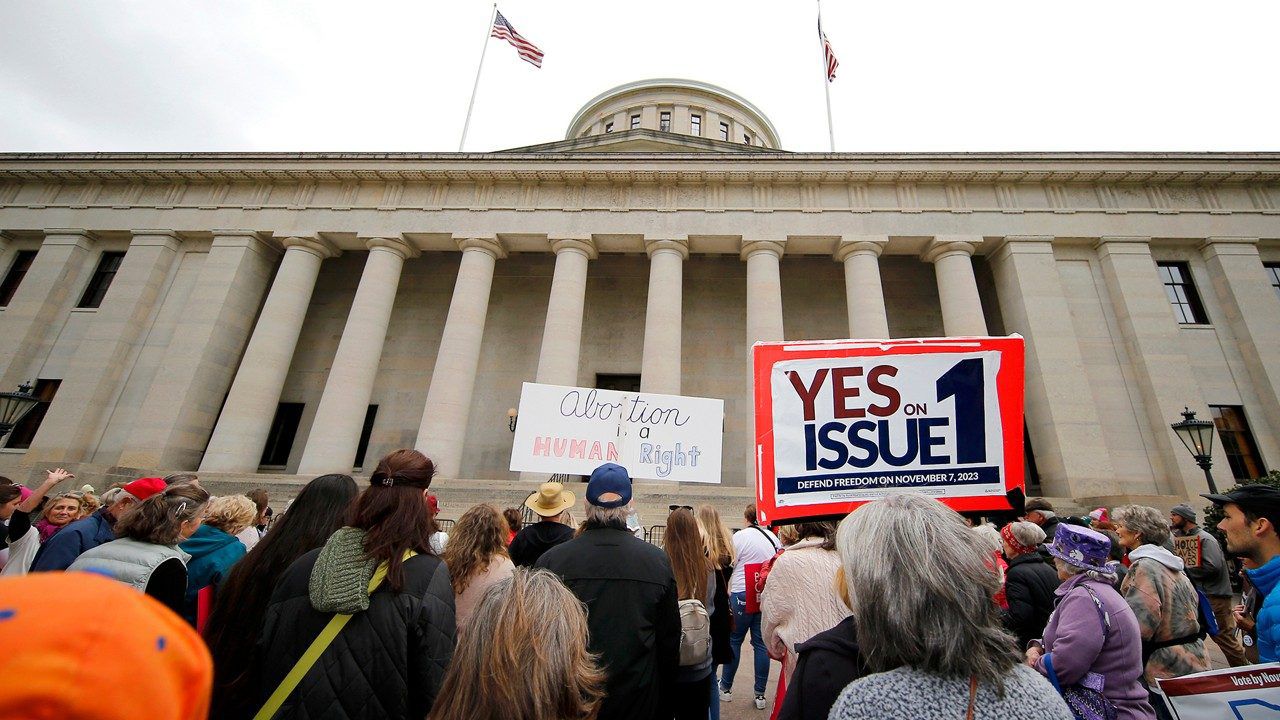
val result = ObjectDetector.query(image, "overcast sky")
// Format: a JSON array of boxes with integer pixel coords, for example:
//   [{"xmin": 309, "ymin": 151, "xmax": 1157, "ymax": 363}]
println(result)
[{"xmin": 0, "ymin": 1, "xmax": 1276, "ymax": 154}]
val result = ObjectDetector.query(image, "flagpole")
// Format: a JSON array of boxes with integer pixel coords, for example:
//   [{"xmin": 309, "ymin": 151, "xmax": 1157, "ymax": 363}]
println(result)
[
  {"xmin": 459, "ymin": 3, "xmax": 498, "ymax": 152},
  {"xmin": 818, "ymin": 0, "xmax": 835, "ymax": 152}
]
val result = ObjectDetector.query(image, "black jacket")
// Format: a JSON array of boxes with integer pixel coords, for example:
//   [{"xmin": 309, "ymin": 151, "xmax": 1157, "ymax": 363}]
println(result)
[
  {"xmin": 255, "ymin": 550, "xmax": 456, "ymax": 720},
  {"xmin": 710, "ymin": 562, "xmax": 734, "ymax": 664},
  {"xmin": 537, "ymin": 526, "xmax": 681, "ymax": 720},
  {"xmin": 510, "ymin": 520, "xmax": 575, "ymax": 567},
  {"xmin": 1002, "ymin": 551, "xmax": 1061, "ymax": 650},
  {"xmin": 777, "ymin": 616, "xmax": 865, "ymax": 720}
]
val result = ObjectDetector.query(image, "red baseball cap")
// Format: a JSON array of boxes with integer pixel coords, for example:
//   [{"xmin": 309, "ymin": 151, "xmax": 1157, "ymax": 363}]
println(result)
[{"xmin": 122, "ymin": 477, "xmax": 166, "ymax": 501}]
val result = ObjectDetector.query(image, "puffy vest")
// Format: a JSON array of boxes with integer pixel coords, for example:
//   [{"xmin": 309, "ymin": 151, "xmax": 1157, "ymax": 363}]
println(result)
[{"xmin": 68, "ymin": 537, "xmax": 189, "ymax": 592}]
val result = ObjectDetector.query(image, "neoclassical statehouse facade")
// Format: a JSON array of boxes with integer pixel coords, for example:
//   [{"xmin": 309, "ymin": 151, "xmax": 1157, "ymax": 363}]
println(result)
[{"xmin": 0, "ymin": 78, "xmax": 1277, "ymax": 506}]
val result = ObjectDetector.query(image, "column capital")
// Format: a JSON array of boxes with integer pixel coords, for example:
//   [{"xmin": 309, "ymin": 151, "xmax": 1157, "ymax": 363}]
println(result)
[
  {"xmin": 211, "ymin": 230, "xmax": 281, "ymax": 257},
  {"xmin": 1093, "ymin": 236, "xmax": 1152, "ymax": 258},
  {"xmin": 921, "ymin": 236, "xmax": 981, "ymax": 264},
  {"xmin": 834, "ymin": 236, "xmax": 887, "ymax": 262},
  {"xmin": 1200, "ymin": 236, "xmax": 1261, "ymax": 259},
  {"xmin": 987, "ymin": 235, "xmax": 1055, "ymax": 261},
  {"xmin": 550, "ymin": 236, "xmax": 598, "ymax": 259},
  {"xmin": 455, "ymin": 235, "xmax": 507, "ymax": 259},
  {"xmin": 129, "ymin": 229, "xmax": 183, "ymax": 251},
  {"xmin": 740, "ymin": 239, "xmax": 785, "ymax": 261},
  {"xmin": 281, "ymin": 235, "xmax": 341, "ymax": 259},
  {"xmin": 645, "ymin": 237, "xmax": 689, "ymax": 260},
  {"xmin": 42, "ymin": 228, "xmax": 97, "ymax": 248},
  {"xmin": 365, "ymin": 236, "xmax": 421, "ymax": 259}
]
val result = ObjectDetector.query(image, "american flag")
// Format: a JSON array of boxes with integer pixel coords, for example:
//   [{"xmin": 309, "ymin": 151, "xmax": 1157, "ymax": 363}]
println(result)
[
  {"xmin": 491, "ymin": 10, "xmax": 544, "ymax": 68},
  {"xmin": 819, "ymin": 19, "xmax": 838, "ymax": 82}
]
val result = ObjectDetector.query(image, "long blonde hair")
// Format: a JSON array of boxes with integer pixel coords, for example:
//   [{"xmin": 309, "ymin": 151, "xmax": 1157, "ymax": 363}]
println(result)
[
  {"xmin": 696, "ymin": 504, "xmax": 734, "ymax": 568},
  {"xmin": 441, "ymin": 504, "xmax": 509, "ymax": 595},
  {"xmin": 665, "ymin": 509, "xmax": 710, "ymax": 602},
  {"xmin": 428, "ymin": 568, "xmax": 604, "ymax": 720}
]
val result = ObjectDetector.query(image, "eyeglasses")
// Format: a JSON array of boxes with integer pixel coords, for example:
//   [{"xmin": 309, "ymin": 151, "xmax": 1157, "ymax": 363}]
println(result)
[{"xmin": 669, "ymin": 504, "xmax": 693, "ymax": 512}]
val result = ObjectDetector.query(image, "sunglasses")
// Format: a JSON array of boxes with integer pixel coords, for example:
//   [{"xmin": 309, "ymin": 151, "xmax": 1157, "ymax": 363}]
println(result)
[{"xmin": 669, "ymin": 504, "xmax": 693, "ymax": 512}]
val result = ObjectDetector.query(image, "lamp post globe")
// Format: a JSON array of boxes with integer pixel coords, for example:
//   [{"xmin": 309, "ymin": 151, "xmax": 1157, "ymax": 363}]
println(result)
[
  {"xmin": 0, "ymin": 382, "xmax": 40, "ymax": 445},
  {"xmin": 1170, "ymin": 406, "xmax": 1218, "ymax": 495}
]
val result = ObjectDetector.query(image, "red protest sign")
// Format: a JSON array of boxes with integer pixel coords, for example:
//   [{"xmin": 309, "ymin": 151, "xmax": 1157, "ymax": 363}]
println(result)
[{"xmin": 752, "ymin": 336, "xmax": 1026, "ymax": 525}]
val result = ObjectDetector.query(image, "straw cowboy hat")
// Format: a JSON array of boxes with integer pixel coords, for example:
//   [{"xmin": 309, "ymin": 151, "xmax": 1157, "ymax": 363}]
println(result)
[{"xmin": 525, "ymin": 481, "xmax": 575, "ymax": 517}]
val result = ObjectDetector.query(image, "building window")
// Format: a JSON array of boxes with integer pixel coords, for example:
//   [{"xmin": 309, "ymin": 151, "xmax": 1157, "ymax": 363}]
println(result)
[
  {"xmin": 3, "ymin": 379, "xmax": 60, "ymax": 449},
  {"xmin": 354, "ymin": 405, "xmax": 379, "ymax": 470},
  {"xmin": 1156, "ymin": 261, "xmax": 1209, "ymax": 324},
  {"xmin": 1266, "ymin": 262, "xmax": 1280, "ymax": 301},
  {"xmin": 630, "ymin": 114, "xmax": 640, "ymax": 130},
  {"xmin": 77, "ymin": 251, "xmax": 125, "ymax": 309},
  {"xmin": 690, "ymin": 114, "xmax": 701, "ymax": 136},
  {"xmin": 719, "ymin": 122, "xmax": 729, "ymax": 141},
  {"xmin": 0, "ymin": 250, "xmax": 37, "ymax": 307},
  {"xmin": 604, "ymin": 122, "xmax": 614, "ymax": 133},
  {"xmin": 596, "ymin": 374, "xmax": 641, "ymax": 393},
  {"xmin": 259, "ymin": 402, "xmax": 304, "ymax": 467},
  {"xmin": 1023, "ymin": 423, "xmax": 1041, "ymax": 492},
  {"xmin": 743, "ymin": 132, "xmax": 752, "ymax": 145},
  {"xmin": 659, "ymin": 111, "xmax": 671, "ymax": 132},
  {"xmin": 1210, "ymin": 405, "xmax": 1266, "ymax": 480}
]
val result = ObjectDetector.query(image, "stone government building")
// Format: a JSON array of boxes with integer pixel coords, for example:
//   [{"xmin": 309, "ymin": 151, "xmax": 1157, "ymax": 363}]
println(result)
[{"xmin": 0, "ymin": 78, "xmax": 1278, "ymax": 511}]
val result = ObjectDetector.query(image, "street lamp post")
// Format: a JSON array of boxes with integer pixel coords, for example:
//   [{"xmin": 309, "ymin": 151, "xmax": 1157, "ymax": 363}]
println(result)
[
  {"xmin": 0, "ymin": 382, "xmax": 40, "ymax": 446},
  {"xmin": 1170, "ymin": 407, "xmax": 1219, "ymax": 495}
]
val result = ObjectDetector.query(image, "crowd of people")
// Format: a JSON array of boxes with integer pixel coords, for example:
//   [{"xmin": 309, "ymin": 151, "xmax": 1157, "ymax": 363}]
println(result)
[{"xmin": 2, "ymin": 454, "xmax": 1280, "ymax": 720}]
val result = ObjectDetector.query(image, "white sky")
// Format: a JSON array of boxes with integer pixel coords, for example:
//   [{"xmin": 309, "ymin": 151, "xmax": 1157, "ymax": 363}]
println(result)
[{"xmin": 0, "ymin": 0, "xmax": 1276, "ymax": 154}]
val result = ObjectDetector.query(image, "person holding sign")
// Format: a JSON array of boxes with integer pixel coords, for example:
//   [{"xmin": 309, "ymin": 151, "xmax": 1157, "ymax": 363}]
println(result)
[
  {"xmin": 1203, "ymin": 484, "xmax": 1280, "ymax": 663},
  {"xmin": 1169, "ymin": 504, "xmax": 1248, "ymax": 667}
]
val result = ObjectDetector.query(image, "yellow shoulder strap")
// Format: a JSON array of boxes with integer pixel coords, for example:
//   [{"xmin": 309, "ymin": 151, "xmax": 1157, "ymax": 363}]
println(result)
[{"xmin": 253, "ymin": 550, "xmax": 419, "ymax": 720}]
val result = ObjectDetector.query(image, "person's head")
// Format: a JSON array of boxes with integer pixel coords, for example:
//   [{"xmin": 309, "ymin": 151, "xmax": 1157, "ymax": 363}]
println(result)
[
  {"xmin": 115, "ymin": 483, "xmax": 211, "ymax": 545},
  {"xmin": 583, "ymin": 464, "xmax": 630, "ymax": 531},
  {"xmin": 971, "ymin": 524, "xmax": 1002, "ymax": 554},
  {"xmin": 695, "ymin": 504, "xmax": 734, "ymax": 567},
  {"xmin": 427, "ymin": 568, "xmax": 603, "ymax": 720},
  {"xmin": 999, "ymin": 521, "xmax": 1045, "ymax": 558},
  {"xmin": 525, "ymin": 481, "xmax": 575, "ymax": 523},
  {"xmin": 1204, "ymin": 486, "xmax": 1280, "ymax": 565},
  {"xmin": 41, "ymin": 495, "xmax": 81, "ymax": 526},
  {"xmin": 0, "ymin": 483, "xmax": 21, "ymax": 521},
  {"xmin": 162, "ymin": 473, "xmax": 200, "ymax": 489},
  {"xmin": 776, "ymin": 524, "xmax": 800, "ymax": 546},
  {"xmin": 1097, "ymin": 529, "xmax": 1126, "ymax": 562},
  {"xmin": 349, "ymin": 449, "xmax": 438, "ymax": 590},
  {"xmin": 246, "ymin": 488, "xmax": 270, "ymax": 524},
  {"xmin": 744, "ymin": 504, "xmax": 758, "ymax": 526},
  {"xmin": 202, "ymin": 495, "xmax": 258, "ymax": 538},
  {"xmin": 108, "ymin": 477, "xmax": 167, "ymax": 520},
  {"xmin": 75, "ymin": 490, "xmax": 101, "ymax": 519},
  {"xmin": 1022, "ymin": 497, "xmax": 1055, "ymax": 527},
  {"xmin": 836, "ymin": 493, "xmax": 1018, "ymax": 685},
  {"xmin": 665, "ymin": 508, "xmax": 710, "ymax": 602},
  {"xmin": 502, "ymin": 507, "xmax": 522, "ymax": 535},
  {"xmin": 792, "ymin": 520, "xmax": 838, "ymax": 551},
  {"xmin": 0, "ymin": 572, "xmax": 212, "ymax": 720},
  {"xmin": 1170, "ymin": 504, "xmax": 1197, "ymax": 531},
  {"xmin": 1112, "ymin": 505, "xmax": 1170, "ymax": 551},
  {"xmin": 202, "ymin": 474, "xmax": 357, "ymax": 690},
  {"xmin": 1046, "ymin": 523, "xmax": 1116, "ymax": 583},
  {"xmin": 442, "ymin": 504, "xmax": 509, "ymax": 596}
]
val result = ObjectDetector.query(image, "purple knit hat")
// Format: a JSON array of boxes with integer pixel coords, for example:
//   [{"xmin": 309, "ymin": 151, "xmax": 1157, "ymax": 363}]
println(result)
[{"xmin": 1046, "ymin": 523, "xmax": 1112, "ymax": 574}]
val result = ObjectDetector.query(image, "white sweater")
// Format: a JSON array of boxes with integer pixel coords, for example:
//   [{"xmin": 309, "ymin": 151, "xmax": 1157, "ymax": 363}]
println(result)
[{"xmin": 759, "ymin": 537, "xmax": 850, "ymax": 681}]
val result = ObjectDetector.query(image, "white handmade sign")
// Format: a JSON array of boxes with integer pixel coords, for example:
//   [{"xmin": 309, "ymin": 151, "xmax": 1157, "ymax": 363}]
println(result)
[
  {"xmin": 1157, "ymin": 663, "xmax": 1280, "ymax": 718},
  {"xmin": 509, "ymin": 382, "xmax": 724, "ymax": 484}
]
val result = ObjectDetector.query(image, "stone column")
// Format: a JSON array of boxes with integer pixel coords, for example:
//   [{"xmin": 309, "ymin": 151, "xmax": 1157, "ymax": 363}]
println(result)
[
  {"xmin": 119, "ymin": 231, "xmax": 279, "ymax": 470},
  {"xmin": 742, "ymin": 240, "xmax": 786, "ymax": 345},
  {"xmin": 415, "ymin": 236, "xmax": 505, "ymax": 479},
  {"xmin": 298, "ymin": 237, "xmax": 418, "ymax": 475},
  {"xmin": 0, "ymin": 229, "xmax": 96, "ymax": 389},
  {"xmin": 640, "ymin": 236, "xmax": 688, "ymax": 395},
  {"xmin": 834, "ymin": 236, "xmax": 890, "ymax": 339},
  {"xmin": 923, "ymin": 236, "xmax": 988, "ymax": 336},
  {"xmin": 534, "ymin": 236, "xmax": 596, "ymax": 387},
  {"xmin": 26, "ymin": 230, "xmax": 183, "ymax": 464},
  {"xmin": 1201, "ymin": 237, "xmax": 1280, "ymax": 457},
  {"xmin": 988, "ymin": 236, "xmax": 1116, "ymax": 497},
  {"xmin": 199, "ymin": 236, "xmax": 339, "ymax": 473},
  {"xmin": 1095, "ymin": 237, "xmax": 1219, "ymax": 498}
]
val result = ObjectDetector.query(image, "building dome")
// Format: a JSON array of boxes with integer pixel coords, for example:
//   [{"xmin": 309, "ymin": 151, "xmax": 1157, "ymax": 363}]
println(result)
[{"xmin": 564, "ymin": 78, "xmax": 782, "ymax": 149}]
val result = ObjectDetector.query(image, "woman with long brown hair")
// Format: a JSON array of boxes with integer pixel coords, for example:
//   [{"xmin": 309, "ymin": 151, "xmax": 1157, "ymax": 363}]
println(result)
[
  {"xmin": 254, "ymin": 449, "xmax": 456, "ymax": 720},
  {"xmin": 428, "ymin": 567, "xmax": 603, "ymax": 720},
  {"xmin": 696, "ymin": 504, "xmax": 736, "ymax": 720},
  {"xmin": 442, "ymin": 503, "xmax": 514, "ymax": 632},
  {"xmin": 665, "ymin": 507, "xmax": 717, "ymax": 719}
]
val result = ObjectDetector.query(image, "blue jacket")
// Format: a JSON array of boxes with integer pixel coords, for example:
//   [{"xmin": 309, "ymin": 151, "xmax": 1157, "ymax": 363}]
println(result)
[
  {"xmin": 1246, "ymin": 555, "xmax": 1280, "ymax": 663},
  {"xmin": 179, "ymin": 525, "xmax": 246, "ymax": 623},
  {"xmin": 30, "ymin": 508, "xmax": 116, "ymax": 572}
]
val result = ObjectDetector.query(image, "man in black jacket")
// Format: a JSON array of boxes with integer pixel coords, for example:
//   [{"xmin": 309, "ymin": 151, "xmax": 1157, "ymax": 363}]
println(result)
[
  {"xmin": 537, "ymin": 463, "xmax": 681, "ymax": 720},
  {"xmin": 510, "ymin": 481, "xmax": 576, "ymax": 567}
]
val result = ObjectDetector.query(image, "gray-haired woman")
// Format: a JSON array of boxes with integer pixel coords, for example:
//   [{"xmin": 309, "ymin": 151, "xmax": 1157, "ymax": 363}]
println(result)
[{"xmin": 828, "ymin": 493, "xmax": 1073, "ymax": 720}]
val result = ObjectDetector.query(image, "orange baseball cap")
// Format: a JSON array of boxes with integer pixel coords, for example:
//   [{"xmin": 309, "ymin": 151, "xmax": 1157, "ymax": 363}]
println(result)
[{"xmin": 0, "ymin": 572, "xmax": 211, "ymax": 720}]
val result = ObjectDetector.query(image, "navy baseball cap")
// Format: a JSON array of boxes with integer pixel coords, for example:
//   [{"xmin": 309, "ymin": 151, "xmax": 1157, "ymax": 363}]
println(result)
[
  {"xmin": 1202, "ymin": 485, "xmax": 1280, "ymax": 513},
  {"xmin": 587, "ymin": 463, "xmax": 632, "ymax": 508}
]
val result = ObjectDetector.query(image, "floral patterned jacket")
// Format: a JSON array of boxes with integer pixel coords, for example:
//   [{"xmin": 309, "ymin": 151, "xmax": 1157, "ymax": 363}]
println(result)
[{"xmin": 1119, "ymin": 543, "xmax": 1211, "ymax": 682}]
